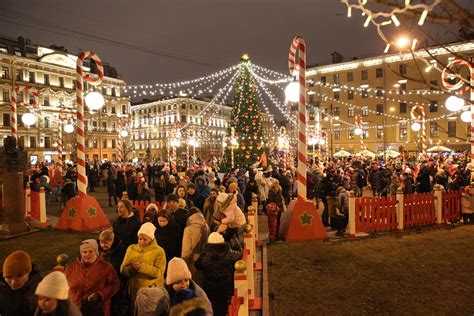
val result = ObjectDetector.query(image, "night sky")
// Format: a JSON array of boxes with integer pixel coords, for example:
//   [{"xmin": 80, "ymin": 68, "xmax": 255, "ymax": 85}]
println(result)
[{"xmin": 0, "ymin": 1, "xmax": 469, "ymax": 85}]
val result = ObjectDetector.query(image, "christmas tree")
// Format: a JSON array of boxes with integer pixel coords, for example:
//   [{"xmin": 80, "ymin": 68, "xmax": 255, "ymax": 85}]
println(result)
[{"xmin": 227, "ymin": 54, "xmax": 265, "ymax": 168}]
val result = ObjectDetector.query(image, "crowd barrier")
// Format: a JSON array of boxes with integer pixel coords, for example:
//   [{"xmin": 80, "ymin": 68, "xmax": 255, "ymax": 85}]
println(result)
[
  {"xmin": 24, "ymin": 183, "xmax": 47, "ymax": 226},
  {"xmin": 349, "ymin": 184, "xmax": 463, "ymax": 236},
  {"xmin": 228, "ymin": 195, "xmax": 262, "ymax": 315}
]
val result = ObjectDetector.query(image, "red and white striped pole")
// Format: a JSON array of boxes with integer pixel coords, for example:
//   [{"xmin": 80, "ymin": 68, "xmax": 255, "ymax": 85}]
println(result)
[
  {"xmin": 11, "ymin": 85, "xmax": 32, "ymax": 138},
  {"xmin": 355, "ymin": 114, "xmax": 364, "ymax": 157},
  {"xmin": 58, "ymin": 106, "xmax": 63, "ymax": 166},
  {"xmin": 288, "ymin": 36, "xmax": 307, "ymax": 201},
  {"xmin": 117, "ymin": 119, "xmax": 123, "ymax": 162},
  {"xmin": 442, "ymin": 59, "xmax": 473, "ymax": 167},
  {"xmin": 76, "ymin": 51, "xmax": 104, "ymax": 197},
  {"xmin": 410, "ymin": 105, "xmax": 427, "ymax": 159}
]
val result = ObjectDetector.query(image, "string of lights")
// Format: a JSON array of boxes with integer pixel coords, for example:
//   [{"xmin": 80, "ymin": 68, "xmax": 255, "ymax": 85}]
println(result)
[{"xmin": 313, "ymin": 81, "xmax": 449, "ymax": 96}]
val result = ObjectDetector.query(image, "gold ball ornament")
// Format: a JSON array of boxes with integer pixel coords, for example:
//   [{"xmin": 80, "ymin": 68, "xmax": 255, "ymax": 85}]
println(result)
[
  {"xmin": 235, "ymin": 260, "xmax": 247, "ymax": 273},
  {"xmin": 56, "ymin": 253, "xmax": 69, "ymax": 266},
  {"xmin": 243, "ymin": 223, "xmax": 253, "ymax": 233}
]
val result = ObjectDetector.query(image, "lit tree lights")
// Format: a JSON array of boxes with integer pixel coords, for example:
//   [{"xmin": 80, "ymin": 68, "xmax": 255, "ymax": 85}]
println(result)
[{"xmin": 228, "ymin": 54, "xmax": 266, "ymax": 167}]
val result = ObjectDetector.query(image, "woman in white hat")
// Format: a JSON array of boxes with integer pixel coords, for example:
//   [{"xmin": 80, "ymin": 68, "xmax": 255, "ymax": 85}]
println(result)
[
  {"xmin": 35, "ymin": 271, "xmax": 81, "ymax": 316},
  {"xmin": 120, "ymin": 222, "xmax": 166, "ymax": 311}
]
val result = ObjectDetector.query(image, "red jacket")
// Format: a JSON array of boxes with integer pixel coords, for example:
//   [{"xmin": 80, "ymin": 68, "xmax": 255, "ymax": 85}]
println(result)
[{"xmin": 64, "ymin": 255, "xmax": 120, "ymax": 316}]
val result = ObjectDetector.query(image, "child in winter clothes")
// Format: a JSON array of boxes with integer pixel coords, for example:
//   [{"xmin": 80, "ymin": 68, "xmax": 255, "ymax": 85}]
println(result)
[
  {"xmin": 214, "ymin": 192, "xmax": 246, "ymax": 242},
  {"xmin": 121, "ymin": 223, "xmax": 167, "ymax": 310},
  {"xmin": 165, "ymin": 258, "xmax": 212, "ymax": 316},
  {"xmin": 155, "ymin": 210, "xmax": 183, "ymax": 264}
]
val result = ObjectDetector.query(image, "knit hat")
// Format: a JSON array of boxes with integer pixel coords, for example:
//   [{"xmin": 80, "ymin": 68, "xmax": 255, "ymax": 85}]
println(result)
[
  {"xmin": 166, "ymin": 257, "xmax": 192, "ymax": 285},
  {"xmin": 187, "ymin": 183, "xmax": 196, "ymax": 190},
  {"xmin": 35, "ymin": 271, "xmax": 69, "ymax": 300},
  {"xmin": 216, "ymin": 192, "xmax": 229, "ymax": 204},
  {"xmin": 146, "ymin": 203, "xmax": 159, "ymax": 212},
  {"xmin": 80, "ymin": 239, "xmax": 99, "ymax": 256},
  {"xmin": 228, "ymin": 182, "xmax": 238, "ymax": 192},
  {"xmin": 138, "ymin": 222, "xmax": 156, "ymax": 240},
  {"xmin": 166, "ymin": 194, "xmax": 179, "ymax": 202},
  {"xmin": 208, "ymin": 232, "xmax": 224, "ymax": 244},
  {"xmin": 2, "ymin": 250, "xmax": 32, "ymax": 277}
]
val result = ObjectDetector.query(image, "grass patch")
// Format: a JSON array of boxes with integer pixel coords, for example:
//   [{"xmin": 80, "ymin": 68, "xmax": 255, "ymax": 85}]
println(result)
[
  {"xmin": 268, "ymin": 225, "xmax": 474, "ymax": 315},
  {"xmin": 0, "ymin": 230, "xmax": 97, "ymax": 273}
]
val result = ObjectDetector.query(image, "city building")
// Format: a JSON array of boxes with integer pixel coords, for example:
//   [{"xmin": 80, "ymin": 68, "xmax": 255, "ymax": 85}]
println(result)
[
  {"xmin": 0, "ymin": 35, "xmax": 129, "ymax": 163},
  {"xmin": 130, "ymin": 97, "xmax": 275, "ymax": 161},
  {"xmin": 304, "ymin": 41, "xmax": 474, "ymax": 157}
]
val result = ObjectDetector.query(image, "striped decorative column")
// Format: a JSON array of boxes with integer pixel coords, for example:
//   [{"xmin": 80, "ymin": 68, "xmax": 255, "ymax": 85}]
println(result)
[
  {"xmin": 10, "ymin": 85, "xmax": 32, "ymax": 138},
  {"xmin": 355, "ymin": 114, "xmax": 364, "ymax": 157},
  {"xmin": 58, "ymin": 106, "xmax": 63, "ymax": 166},
  {"xmin": 117, "ymin": 119, "xmax": 123, "ymax": 162},
  {"xmin": 75, "ymin": 52, "xmax": 104, "ymax": 197},
  {"xmin": 288, "ymin": 36, "xmax": 307, "ymax": 201}
]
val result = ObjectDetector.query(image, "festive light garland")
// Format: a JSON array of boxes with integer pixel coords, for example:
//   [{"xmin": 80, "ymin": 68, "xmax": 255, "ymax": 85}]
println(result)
[{"xmin": 313, "ymin": 81, "xmax": 449, "ymax": 96}]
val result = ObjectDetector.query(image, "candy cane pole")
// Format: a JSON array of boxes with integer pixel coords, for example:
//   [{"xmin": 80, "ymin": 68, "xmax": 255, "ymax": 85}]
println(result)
[
  {"xmin": 442, "ymin": 59, "xmax": 473, "ymax": 168},
  {"xmin": 58, "ymin": 106, "xmax": 63, "ymax": 166},
  {"xmin": 117, "ymin": 119, "xmax": 123, "ymax": 162},
  {"xmin": 76, "ymin": 52, "xmax": 104, "ymax": 197},
  {"xmin": 288, "ymin": 36, "xmax": 307, "ymax": 201},
  {"xmin": 410, "ymin": 105, "xmax": 427, "ymax": 159},
  {"xmin": 10, "ymin": 85, "xmax": 32, "ymax": 138},
  {"xmin": 230, "ymin": 127, "xmax": 235, "ymax": 169}
]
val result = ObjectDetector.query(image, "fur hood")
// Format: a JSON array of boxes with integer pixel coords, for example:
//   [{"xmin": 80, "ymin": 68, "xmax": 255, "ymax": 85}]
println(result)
[{"xmin": 169, "ymin": 297, "xmax": 207, "ymax": 316}]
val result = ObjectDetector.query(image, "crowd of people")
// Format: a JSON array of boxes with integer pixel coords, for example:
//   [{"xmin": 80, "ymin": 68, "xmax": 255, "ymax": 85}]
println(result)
[{"xmin": 2, "ymin": 153, "xmax": 474, "ymax": 315}]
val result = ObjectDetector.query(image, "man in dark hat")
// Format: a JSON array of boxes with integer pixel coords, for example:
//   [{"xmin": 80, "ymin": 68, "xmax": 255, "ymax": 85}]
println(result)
[{"xmin": 165, "ymin": 193, "xmax": 189, "ymax": 231}]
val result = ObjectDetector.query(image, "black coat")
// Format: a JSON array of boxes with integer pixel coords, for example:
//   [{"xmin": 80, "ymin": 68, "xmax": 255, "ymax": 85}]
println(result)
[
  {"xmin": 195, "ymin": 242, "xmax": 242, "ymax": 300},
  {"xmin": 115, "ymin": 175, "xmax": 127, "ymax": 198},
  {"xmin": 171, "ymin": 208, "xmax": 189, "ymax": 232},
  {"xmin": 155, "ymin": 221, "xmax": 183, "ymax": 262},
  {"xmin": 0, "ymin": 265, "xmax": 43, "ymax": 316},
  {"xmin": 112, "ymin": 211, "xmax": 141, "ymax": 261},
  {"xmin": 187, "ymin": 192, "xmax": 205, "ymax": 212}
]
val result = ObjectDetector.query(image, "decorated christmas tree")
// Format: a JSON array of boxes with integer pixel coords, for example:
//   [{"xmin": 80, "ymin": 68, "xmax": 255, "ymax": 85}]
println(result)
[{"xmin": 227, "ymin": 54, "xmax": 266, "ymax": 168}]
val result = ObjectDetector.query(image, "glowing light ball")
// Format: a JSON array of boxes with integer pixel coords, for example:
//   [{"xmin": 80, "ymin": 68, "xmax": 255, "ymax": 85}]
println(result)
[
  {"xmin": 64, "ymin": 123, "xmax": 74, "ymax": 134},
  {"xmin": 285, "ymin": 82, "xmax": 299, "ymax": 102},
  {"xmin": 120, "ymin": 129, "xmax": 129, "ymax": 137},
  {"xmin": 461, "ymin": 110, "xmax": 471, "ymax": 123},
  {"xmin": 445, "ymin": 96, "xmax": 465, "ymax": 112},
  {"xmin": 85, "ymin": 91, "xmax": 105, "ymax": 110},
  {"xmin": 354, "ymin": 127, "xmax": 363, "ymax": 136},
  {"xmin": 22, "ymin": 112, "xmax": 36, "ymax": 126},
  {"xmin": 411, "ymin": 122, "xmax": 421, "ymax": 132}
]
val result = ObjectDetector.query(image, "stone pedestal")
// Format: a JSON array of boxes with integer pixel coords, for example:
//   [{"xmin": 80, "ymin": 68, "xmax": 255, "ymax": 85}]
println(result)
[{"xmin": 1, "ymin": 171, "xmax": 29, "ymax": 234}]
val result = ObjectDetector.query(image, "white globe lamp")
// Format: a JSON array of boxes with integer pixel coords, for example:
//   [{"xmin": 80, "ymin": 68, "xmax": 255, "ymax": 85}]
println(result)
[
  {"xmin": 319, "ymin": 139, "xmax": 326, "ymax": 145},
  {"xmin": 285, "ymin": 82, "xmax": 299, "ymax": 103},
  {"xmin": 120, "ymin": 129, "xmax": 129, "ymax": 137},
  {"xmin": 354, "ymin": 127, "xmax": 363, "ymax": 136},
  {"xmin": 461, "ymin": 110, "xmax": 471, "ymax": 123},
  {"xmin": 411, "ymin": 122, "xmax": 421, "ymax": 132},
  {"xmin": 445, "ymin": 96, "xmax": 465, "ymax": 112},
  {"xmin": 85, "ymin": 91, "xmax": 105, "ymax": 110},
  {"xmin": 22, "ymin": 112, "xmax": 36, "ymax": 126},
  {"xmin": 64, "ymin": 123, "xmax": 74, "ymax": 134}
]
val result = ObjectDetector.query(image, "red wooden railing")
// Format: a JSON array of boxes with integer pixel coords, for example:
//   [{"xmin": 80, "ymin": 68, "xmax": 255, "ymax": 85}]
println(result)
[
  {"xmin": 130, "ymin": 200, "xmax": 150, "ymax": 222},
  {"xmin": 228, "ymin": 288, "xmax": 244, "ymax": 316},
  {"xmin": 355, "ymin": 196, "xmax": 398, "ymax": 233},
  {"xmin": 403, "ymin": 192, "xmax": 436, "ymax": 227},
  {"xmin": 442, "ymin": 190, "xmax": 462, "ymax": 223}
]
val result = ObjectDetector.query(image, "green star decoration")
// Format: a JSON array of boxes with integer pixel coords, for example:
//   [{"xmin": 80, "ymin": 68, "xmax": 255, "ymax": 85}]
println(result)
[
  {"xmin": 68, "ymin": 208, "xmax": 77, "ymax": 218},
  {"xmin": 87, "ymin": 207, "xmax": 97, "ymax": 217},
  {"xmin": 299, "ymin": 212, "xmax": 313, "ymax": 226}
]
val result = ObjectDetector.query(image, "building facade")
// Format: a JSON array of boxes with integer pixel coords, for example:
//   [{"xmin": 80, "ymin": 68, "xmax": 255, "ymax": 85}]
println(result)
[
  {"xmin": 305, "ymin": 41, "xmax": 474, "ymax": 157},
  {"xmin": 0, "ymin": 35, "xmax": 129, "ymax": 163},
  {"xmin": 130, "ymin": 97, "xmax": 275, "ymax": 160}
]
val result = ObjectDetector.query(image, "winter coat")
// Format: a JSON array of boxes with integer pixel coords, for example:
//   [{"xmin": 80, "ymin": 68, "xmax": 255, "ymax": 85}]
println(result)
[
  {"xmin": 0, "ymin": 265, "xmax": 43, "ymax": 316},
  {"xmin": 243, "ymin": 180, "xmax": 259, "ymax": 209},
  {"xmin": 195, "ymin": 242, "xmax": 242, "ymax": 303},
  {"xmin": 196, "ymin": 176, "xmax": 211, "ymax": 198},
  {"xmin": 34, "ymin": 299, "xmax": 82, "ymax": 316},
  {"xmin": 166, "ymin": 280, "xmax": 213, "ymax": 316},
  {"xmin": 115, "ymin": 174, "xmax": 127, "ymax": 198},
  {"xmin": 170, "ymin": 208, "xmax": 189, "ymax": 232},
  {"xmin": 64, "ymin": 255, "xmax": 120, "ymax": 316},
  {"xmin": 202, "ymin": 196, "xmax": 216, "ymax": 227},
  {"xmin": 169, "ymin": 297, "xmax": 208, "ymax": 316},
  {"xmin": 220, "ymin": 194, "xmax": 246, "ymax": 228},
  {"xmin": 112, "ymin": 211, "xmax": 142, "ymax": 263},
  {"xmin": 267, "ymin": 188, "xmax": 285, "ymax": 213},
  {"xmin": 120, "ymin": 239, "xmax": 167, "ymax": 308},
  {"xmin": 155, "ymin": 221, "xmax": 183, "ymax": 263},
  {"xmin": 187, "ymin": 192, "xmax": 205, "ymax": 212},
  {"xmin": 182, "ymin": 212, "xmax": 210, "ymax": 267},
  {"xmin": 127, "ymin": 181, "xmax": 139, "ymax": 200},
  {"xmin": 106, "ymin": 176, "xmax": 116, "ymax": 196}
]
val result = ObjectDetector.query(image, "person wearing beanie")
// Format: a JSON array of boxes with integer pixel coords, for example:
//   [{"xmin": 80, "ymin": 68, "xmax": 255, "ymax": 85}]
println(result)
[
  {"xmin": 143, "ymin": 203, "xmax": 160, "ymax": 226},
  {"xmin": 195, "ymin": 232, "xmax": 242, "ymax": 316},
  {"xmin": 121, "ymin": 222, "xmax": 167, "ymax": 311},
  {"xmin": 112, "ymin": 199, "xmax": 142, "ymax": 267},
  {"xmin": 165, "ymin": 258, "xmax": 212, "ymax": 316},
  {"xmin": 0, "ymin": 250, "xmax": 43, "ymax": 316},
  {"xmin": 34, "ymin": 271, "xmax": 81, "ymax": 316},
  {"xmin": 165, "ymin": 193, "xmax": 190, "ymax": 231},
  {"xmin": 214, "ymin": 192, "xmax": 246, "ymax": 241},
  {"xmin": 195, "ymin": 175, "xmax": 211, "ymax": 198},
  {"xmin": 65, "ymin": 240, "xmax": 120, "ymax": 316},
  {"xmin": 155, "ymin": 210, "xmax": 183, "ymax": 264},
  {"xmin": 187, "ymin": 184, "xmax": 205, "ymax": 213},
  {"xmin": 228, "ymin": 182, "xmax": 246, "ymax": 211}
]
